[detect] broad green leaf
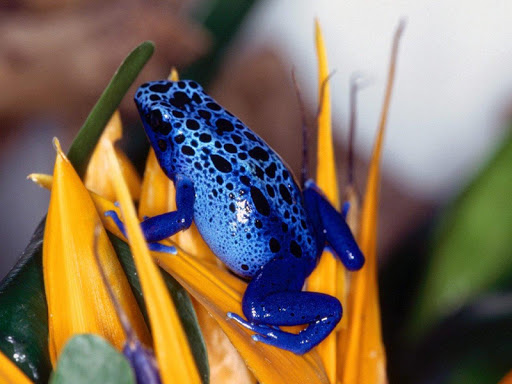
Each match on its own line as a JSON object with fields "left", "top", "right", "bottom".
{"left": 0, "top": 219, "right": 50, "bottom": 383}
{"left": 49, "top": 334, "right": 135, "bottom": 384}
{"left": 411, "top": 129, "right": 512, "bottom": 336}
{"left": 0, "top": 42, "right": 154, "bottom": 382}
{"left": 109, "top": 234, "right": 210, "bottom": 384}
{"left": 67, "top": 41, "right": 154, "bottom": 177}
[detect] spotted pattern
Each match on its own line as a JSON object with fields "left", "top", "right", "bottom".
{"left": 135, "top": 80, "right": 319, "bottom": 278}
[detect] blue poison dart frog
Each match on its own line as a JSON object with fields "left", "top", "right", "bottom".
{"left": 106, "top": 79, "right": 365, "bottom": 355}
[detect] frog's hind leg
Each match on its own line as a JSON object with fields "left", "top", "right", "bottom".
{"left": 229, "top": 256, "right": 342, "bottom": 355}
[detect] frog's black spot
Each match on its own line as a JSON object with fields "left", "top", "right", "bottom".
{"left": 266, "top": 184, "right": 275, "bottom": 197}
{"left": 136, "top": 91, "right": 143, "bottom": 99}
{"left": 244, "top": 132, "right": 258, "bottom": 142}
{"left": 292, "top": 206, "right": 298, "bottom": 214}
{"left": 250, "top": 187, "right": 270, "bottom": 216}
{"left": 198, "top": 110, "right": 211, "bottom": 120}
{"left": 231, "top": 134, "right": 242, "bottom": 144}
{"left": 281, "top": 223, "right": 288, "bottom": 232}
{"left": 279, "top": 184, "right": 292, "bottom": 204}
{"left": 177, "top": 81, "right": 186, "bottom": 89}
{"left": 229, "top": 203, "right": 236, "bottom": 213}
{"left": 157, "top": 139, "right": 167, "bottom": 151}
{"left": 249, "top": 146, "right": 269, "bottom": 161}
{"left": 255, "top": 166, "right": 265, "bottom": 180}
{"left": 192, "top": 93, "right": 202, "bottom": 104}
{"left": 238, "top": 153, "right": 248, "bottom": 160}
{"left": 241, "top": 264, "right": 249, "bottom": 271}
{"left": 212, "top": 189, "right": 218, "bottom": 197}
{"left": 265, "top": 163, "right": 277, "bottom": 178}
{"left": 149, "top": 83, "right": 172, "bottom": 93}
{"left": 189, "top": 81, "right": 199, "bottom": 89}
{"left": 149, "top": 94, "right": 160, "bottom": 101}
{"left": 182, "top": 146, "right": 195, "bottom": 156}
{"left": 291, "top": 216, "right": 297, "bottom": 223}
{"left": 240, "top": 176, "right": 251, "bottom": 186}
{"left": 174, "top": 134, "right": 185, "bottom": 144}
{"left": 199, "top": 133, "right": 212, "bottom": 143}
{"left": 170, "top": 91, "right": 191, "bottom": 109}
{"left": 246, "top": 233, "right": 252, "bottom": 239}
{"left": 226, "top": 183, "right": 234, "bottom": 190}
{"left": 173, "top": 122, "right": 181, "bottom": 129}
{"left": 255, "top": 219, "right": 262, "bottom": 229}
{"left": 206, "top": 102, "right": 221, "bottom": 111}
{"left": 236, "top": 123, "right": 244, "bottom": 129}
{"left": 216, "top": 175, "right": 223, "bottom": 185}
{"left": 224, "top": 143, "right": 237, "bottom": 153}
{"left": 194, "top": 162, "right": 202, "bottom": 171}
{"left": 229, "top": 192, "right": 235, "bottom": 199}
{"left": 150, "top": 110, "right": 171, "bottom": 134}
{"left": 301, "top": 220, "right": 307, "bottom": 229}
{"left": 290, "top": 240, "right": 302, "bottom": 258}
{"left": 284, "top": 210, "right": 290, "bottom": 219}
{"left": 216, "top": 118, "right": 234, "bottom": 133}
{"left": 214, "top": 141, "right": 222, "bottom": 149}
{"left": 269, "top": 238, "right": 280, "bottom": 253}
{"left": 172, "top": 110, "right": 184, "bottom": 118}
{"left": 141, "top": 83, "right": 150, "bottom": 89}
{"left": 191, "top": 140, "right": 198, "bottom": 148}
{"left": 283, "top": 170, "right": 290, "bottom": 180}
{"left": 211, "top": 154, "right": 232, "bottom": 173}
{"left": 186, "top": 119, "right": 200, "bottom": 130}
{"left": 307, "top": 237, "right": 312, "bottom": 244}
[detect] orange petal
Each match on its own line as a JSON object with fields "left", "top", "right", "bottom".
{"left": 84, "top": 111, "right": 141, "bottom": 201}
{"left": 305, "top": 19, "right": 345, "bottom": 383}
{"left": 0, "top": 350, "right": 33, "bottom": 384}
{"left": 104, "top": 140, "right": 201, "bottom": 384}
{"left": 499, "top": 370, "right": 512, "bottom": 384}
{"left": 340, "top": 21, "right": 405, "bottom": 384}
{"left": 43, "top": 139, "right": 150, "bottom": 365}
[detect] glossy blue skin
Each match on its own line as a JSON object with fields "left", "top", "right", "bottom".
{"left": 107, "top": 79, "right": 365, "bottom": 354}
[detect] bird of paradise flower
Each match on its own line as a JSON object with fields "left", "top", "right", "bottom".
{"left": 0, "top": 19, "right": 424, "bottom": 384}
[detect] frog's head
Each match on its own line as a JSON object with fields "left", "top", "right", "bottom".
{"left": 134, "top": 80, "right": 205, "bottom": 174}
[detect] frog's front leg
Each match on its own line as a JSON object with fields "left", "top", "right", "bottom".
{"left": 229, "top": 256, "right": 342, "bottom": 355}
{"left": 106, "top": 175, "right": 195, "bottom": 248}
{"left": 304, "top": 180, "right": 365, "bottom": 271}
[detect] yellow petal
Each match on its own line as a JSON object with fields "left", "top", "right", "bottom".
{"left": 305, "top": 19, "right": 345, "bottom": 384}
{"left": 499, "top": 370, "right": 512, "bottom": 384}
{"left": 168, "top": 67, "right": 179, "bottom": 82}
{"left": 194, "top": 304, "right": 257, "bottom": 384}
{"left": 43, "top": 139, "right": 150, "bottom": 365}
{"left": 104, "top": 140, "right": 201, "bottom": 384}
{"left": 0, "top": 350, "right": 33, "bottom": 384}
{"left": 340, "top": 21, "right": 405, "bottom": 384}
{"left": 84, "top": 111, "right": 141, "bottom": 201}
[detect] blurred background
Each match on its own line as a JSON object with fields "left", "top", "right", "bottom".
{"left": 1, "top": 0, "right": 511, "bottom": 383}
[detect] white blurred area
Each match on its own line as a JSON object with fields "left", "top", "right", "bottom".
{"left": 238, "top": 0, "right": 512, "bottom": 199}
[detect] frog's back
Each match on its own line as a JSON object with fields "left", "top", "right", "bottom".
{"left": 135, "top": 80, "right": 320, "bottom": 278}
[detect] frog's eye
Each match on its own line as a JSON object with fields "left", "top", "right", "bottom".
{"left": 147, "top": 109, "right": 172, "bottom": 136}
{"left": 149, "top": 109, "right": 162, "bottom": 128}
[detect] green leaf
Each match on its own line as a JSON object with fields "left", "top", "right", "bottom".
{"left": 0, "top": 42, "right": 154, "bottom": 383}
{"left": 184, "top": 0, "right": 258, "bottom": 85}
{"left": 67, "top": 41, "right": 154, "bottom": 178}
{"left": 109, "top": 234, "right": 210, "bottom": 384}
{"left": 410, "top": 130, "right": 512, "bottom": 336}
{"left": 49, "top": 334, "right": 135, "bottom": 384}
{"left": 0, "top": 219, "right": 50, "bottom": 383}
